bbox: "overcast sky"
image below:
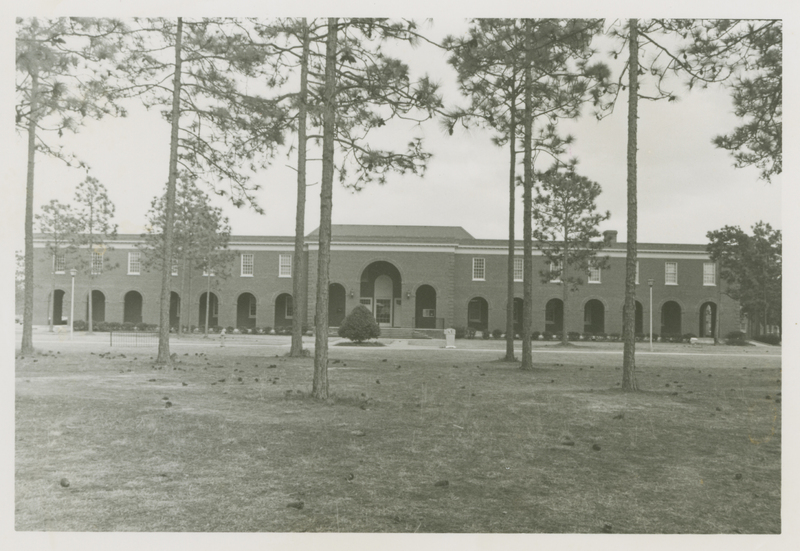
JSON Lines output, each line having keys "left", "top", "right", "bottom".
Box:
{"left": 6, "top": 5, "right": 788, "bottom": 251}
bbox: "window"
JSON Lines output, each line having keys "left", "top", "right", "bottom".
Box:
{"left": 171, "top": 265, "right": 178, "bottom": 276}
{"left": 513, "top": 257, "right": 523, "bottom": 282}
{"left": 241, "top": 254, "right": 254, "bottom": 277}
{"left": 249, "top": 296, "right": 257, "bottom": 317}
{"left": 472, "top": 258, "right": 485, "bottom": 281}
{"left": 54, "top": 253, "right": 65, "bottom": 274}
{"left": 285, "top": 295, "right": 294, "bottom": 319}
{"left": 549, "top": 261, "right": 562, "bottom": 283}
{"left": 588, "top": 265, "right": 601, "bottom": 283}
{"left": 635, "top": 261, "right": 639, "bottom": 285}
{"left": 703, "top": 262, "right": 716, "bottom": 286}
{"left": 665, "top": 262, "right": 678, "bottom": 285}
{"left": 92, "top": 252, "right": 103, "bottom": 275}
{"left": 128, "top": 252, "right": 140, "bottom": 275}
{"left": 279, "top": 254, "right": 292, "bottom": 278}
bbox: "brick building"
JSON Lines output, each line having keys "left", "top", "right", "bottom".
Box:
{"left": 32, "top": 225, "right": 739, "bottom": 339}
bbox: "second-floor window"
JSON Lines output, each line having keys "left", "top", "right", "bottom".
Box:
{"left": 549, "top": 261, "right": 562, "bottom": 283}
{"left": 703, "top": 262, "right": 716, "bottom": 286}
{"left": 54, "top": 253, "right": 65, "bottom": 274}
{"left": 513, "top": 257, "right": 523, "bottom": 282}
{"left": 472, "top": 258, "right": 485, "bottom": 281}
{"left": 665, "top": 262, "right": 678, "bottom": 285}
{"left": 279, "top": 254, "right": 292, "bottom": 278}
{"left": 128, "top": 252, "right": 140, "bottom": 275}
{"left": 588, "top": 265, "right": 601, "bottom": 283}
{"left": 241, "top": 254, "right": 254, "bottom": 277}
{"left": 92, "top": 252, "right": 103, "bottom": 275}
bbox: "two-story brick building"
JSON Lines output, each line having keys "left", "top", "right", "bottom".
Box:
{"left": 32, "top": 224, "right": 740, "bottom": 339}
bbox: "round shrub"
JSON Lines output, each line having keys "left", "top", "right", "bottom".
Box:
{"left": 337, "top": 305, "right": 381, "bottom": 343}
{"left": 753, "top": 333, "right": 781, "bottom": 345}
{"left": 725, "top": 330, "right": 748, "bottom": 346}
{"left": 492, "top": 329, "right": 503, "bottom": 339}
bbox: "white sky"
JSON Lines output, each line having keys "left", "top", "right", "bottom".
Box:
{"left": 5, "top": 9, "right": 786, "bottom": 249}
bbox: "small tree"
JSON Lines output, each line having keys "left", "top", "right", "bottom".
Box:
{"left": 36, "top": 200, "right": 80, "bottom": 332}
{"left": 337, "top": 305, "right": 381, "bottom": 343}
{"left": 533, "top": 167, "right": 610, "bottom": 345}
{"left": 706, "top": 222, "right": 781, "bottom": 336}
{"left": 72, "top": 176, "right": 118, "bottom": 333}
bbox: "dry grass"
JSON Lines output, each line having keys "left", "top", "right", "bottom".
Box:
{"left": 15, "top": 344, "right": 781, "bottom": 533}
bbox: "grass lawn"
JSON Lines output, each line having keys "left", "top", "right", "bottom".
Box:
{"left": 15, "top": 340, "right": 781, "bottom": 533}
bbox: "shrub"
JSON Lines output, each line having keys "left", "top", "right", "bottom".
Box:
{"left": 530, "top": 331, "right": 540, "bottom": 341}
{"left": 263, "top": 326, "right": 272, "bottom": 335}
{"left": 554, "top": 332, "right": 563, "bottom": 341}
{"left": 753, "top": 333, "right": 781, "bottom": 345}
{"left": 726, "top": 330, "right": 748, "bottom": 346}
{"left": 72, "top": 319, "right": 88, "bottom": 331}
{"left": 337, "top": 305, "right": 381, "bottom": 343}
{"left": 238, "top": 327, "right": 250, "bottom": 335}
{"left": 226, "top": 326, "right": 235, "bottom": 334}
{"left": 568, "top": 331, "right": 581, "bottom": 341}
{"left": 542, "top": 331, "right": 553, "bottom": 341}
{"left": 492, "top": 329, "right": 503, "bottom": 339}
{"left": 682, "top": 333, "right": 697, "bottom": 343}
{"left": 482, "top": 329, "right": 491, "bottom": 339}
{"left": 595, "top": 332, "right": 607, "bottom": 341}
{"left": 608, "top": 333, "right": 621, "bottom": 342}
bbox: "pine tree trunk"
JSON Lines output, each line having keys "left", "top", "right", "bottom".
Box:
{"left": 504, "top": 102, "right": 517, "bottom": 362}
{"left": 313, "top": 18, "right": 338, "bottom": 399}
{"left": 21, "top": 68, "right": 39, "bottom": 356}
{"left": 621, "top": 19, "right": 640, "bottom": 391}
{"left": 291, "top": 18, "right": 310, "bottom": 357}
{"left": 156, "top": 17, "right": 184, "bottom": 365}
{"left": 561, "top": 256, "right": 569, "bottom": 346}
{"left": 520, "top": 21, "right": 534, "bottom": 371}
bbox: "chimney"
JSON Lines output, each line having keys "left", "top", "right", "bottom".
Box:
{"left": 603, "top": 230, "right": 618, "bottom": 245}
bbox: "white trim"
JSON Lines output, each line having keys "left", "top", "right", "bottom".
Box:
{"left": 588, "top": 266, "right": 601, "bottom": 284}
{"left": 665, "top": 261, "right": 678, "bottom": 285}
{"left": 703, "top": 262, "right": 716, "bottom": 286}
{"left": 279, "top": 254, "right": 292, "bottom": 278}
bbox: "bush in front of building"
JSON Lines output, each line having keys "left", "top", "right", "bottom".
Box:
{"left": 725, "top": 330, "right": 748, "bottom": 345}
{"left": 753, "top": 333, "right": 781, "bottom": 345}
{"left": 492, "top": 329, "right": 503, "bottom": 339}
{"left": 338, "top": 305, "right": 381, "bottom": 343}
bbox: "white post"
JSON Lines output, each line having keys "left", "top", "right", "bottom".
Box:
{"left": 648, "top": 279, "right": 654, "bottom": 352}
{"left": 70, "top": 268, "right": 77, "bottom": 340}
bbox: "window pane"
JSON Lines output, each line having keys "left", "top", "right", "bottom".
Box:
{"left": 513, "top": 257, "right": 523, "bottom": 281}
{"left": 279, "top": 254, "right": 292, "bottom": 277}
{"left": 242, "top": 254, "right": 254, "bottom": 276}
{"left": 665, "top": 262, "right": 677, "bottom": 284}
{"left": 472, "top": 258, "right": 485, "bottom": 280}
{"left": 703, "top": 263, "right": 716, "bottom": 285}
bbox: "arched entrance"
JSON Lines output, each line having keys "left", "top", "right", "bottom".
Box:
{"left": 328, "top": 284, "right": 346, "bottom": 326}
{"left": 123, "top": 291, "right": 143, "bottom": 324}
{"left": 275, "top": 293, "right": 294, "bottom": 329}
{"left": 169, "top": 292, "right": 180, "bottom": 329}
{"left": 414, "top": 285, "right": 437, "bottom": 328}
{"left": 467, "top": 297, "right": 488, "bottom": 332}
{"left": 86, "top": 290, "right": 106, "bottom": 323}
{"left": 545, "top": 298, "right": 564, "bottom": 333}
{"left": 359, "top": 261, "right": 402, "bottom": 327}
{"left": 699, "top": 302, "right": 717, "bottom": 338}
{"left": 51, "top": 289, "right": 66, "bottom": 325}
{"left": 237, "top": 292, "right": 257, "bottom": 329}
{"left": 199, "top": 292, "right": 219, "bottom": 328}
{"left": 584, "top": 299, "right": 605, "bottom": 334}
{"left": 661, "top": 301, "right": 682, "bottom": 336}
{"left": 513, "top": 297, "right": 524, "bottom": 336}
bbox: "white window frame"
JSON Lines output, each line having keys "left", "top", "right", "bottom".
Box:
{"left": 665, "top": 261, "right": 678, "bottom": 285}
{"left": 703, "top": 262, "right": 716, "bottom": 286}
{"left": 241, "top": 253, "right": 254, "bottom": 277}
{"left": 549, "top": 261, "right": 562, "bottom": 283}
{"left": 171, "top": 264, "right": 179, "bottom": 277}
{"left": 472, "top": 258, "right": 486, "bottom": 281}
{"left": 128, "top": 252, "right": 140, "bottom": 275}
{"left": 588, "top": 265, "right": 601, "bottom": 284}
{"left": 513, "top": 257, "right": 523, "bottom": 282}
{"left": 203, "top": 266, "right": 215, "bottom": 277}
{"left": 279, "top": 254, "right": 292, "bottom": 278}
{"left": 54, "top": 253, "right": 66, "bottom": 274}
{"left": 91, "top": 251, "right": 103, "bottom": 275}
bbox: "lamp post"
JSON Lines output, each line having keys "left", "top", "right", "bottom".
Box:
{"left": 647, "top": 278, "right": 654, "bottom": 352}
{"left": 69, "top": 268, "right": 77, "bottom": 340}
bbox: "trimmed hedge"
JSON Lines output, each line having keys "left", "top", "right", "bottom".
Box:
{"left": 338, "top": 305, "right": 381, "bottom": 343}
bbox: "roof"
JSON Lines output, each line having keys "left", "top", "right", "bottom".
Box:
{"left": 305, "top": 225, "right": 475, "bottom": 242}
